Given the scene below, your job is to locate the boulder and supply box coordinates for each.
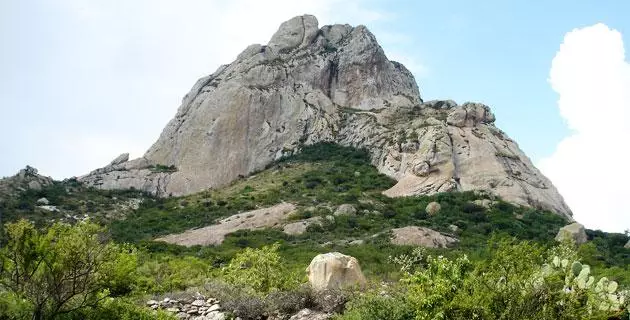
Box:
[555,222,588,245]
[36,197,50,205]
[334,204,357,216]
[283,216,323,235]
[391,226,458,248]
[306,252,366,291]
[109,153,130,166]
[425,202,441,216]
[625,240,630,249]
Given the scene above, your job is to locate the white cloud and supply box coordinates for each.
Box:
[1,0,419,179]
[539,23,630,233]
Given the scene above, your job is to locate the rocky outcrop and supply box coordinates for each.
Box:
[555,222,588,245]
[391,226,458,248]
[78,15,572,219]
[306,252,366,291]
[157,203,296,246]
[0,166,54,203]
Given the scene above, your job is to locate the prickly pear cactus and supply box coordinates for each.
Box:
[542,256,628,313]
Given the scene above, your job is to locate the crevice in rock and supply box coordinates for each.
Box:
[325,57,339,99]
[446,129,461,191]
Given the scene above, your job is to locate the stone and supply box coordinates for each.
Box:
[334,204,357,216]
[109,153,129,166]
[77,15,572,220]
[176,312,188,319]
[555,223,588,245]
[268,15,319,52]
[283,216,323,235]
[205,312,225,320]
[191,299,205,307]
[425,202,441,216]
[36,197,50,205]
[28,180,42,190]
[38,205,59,212]
[206,304,220,312]
[625,240,630,249]
[306,252,366,291]
[448,224,459,233]
[146,300,159,306]
[289,309,331,320]
[349,239,364,245]
[473,199,494,209]
[391,226,458,248]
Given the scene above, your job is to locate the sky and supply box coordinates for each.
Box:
[1,0,628,232]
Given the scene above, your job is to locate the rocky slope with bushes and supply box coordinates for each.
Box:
[1,143,629,319]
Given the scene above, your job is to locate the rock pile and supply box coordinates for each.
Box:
[146,296,225,320]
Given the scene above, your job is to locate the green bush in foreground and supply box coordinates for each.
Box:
[340,239,630,320]
[0,220,137,320]
[222,243,302,294]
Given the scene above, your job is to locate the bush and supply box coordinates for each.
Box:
[339,292,414,320]
[222,243,301,293]
[265,286,314,315]
[71,298,175,320]
[0,220,139,320]
[340,239,630,320]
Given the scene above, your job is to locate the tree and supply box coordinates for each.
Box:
[0,219,136,320]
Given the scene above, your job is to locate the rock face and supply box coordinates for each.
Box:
[391,226,458,248]
[0,166,54,203]
[306,252,366,291]
[555,223,588,245]
[78,15,572,219]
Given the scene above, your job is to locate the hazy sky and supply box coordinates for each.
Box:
[1,0,628,232]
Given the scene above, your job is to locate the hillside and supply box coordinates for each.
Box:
[1,143,629,319]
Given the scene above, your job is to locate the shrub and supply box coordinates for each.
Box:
[0,220,138,320]
[222,243,301,293]
[339,292,414,320]
[72,298,175,320]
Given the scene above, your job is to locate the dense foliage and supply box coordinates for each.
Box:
[340,239,629,320]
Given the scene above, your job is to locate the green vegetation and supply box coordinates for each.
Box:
[148,164,177,173]
[340,239,629,320]
[1,143,629,319]
[0,220,145,319]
